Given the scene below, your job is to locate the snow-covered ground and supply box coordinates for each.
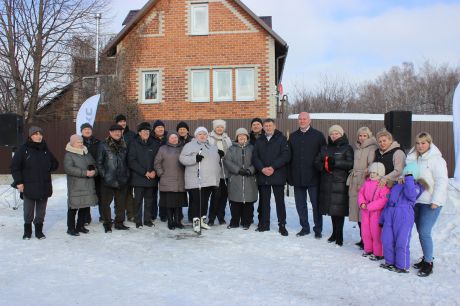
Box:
[1,176,459,306]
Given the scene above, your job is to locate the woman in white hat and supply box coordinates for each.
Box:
[179,127,220,233]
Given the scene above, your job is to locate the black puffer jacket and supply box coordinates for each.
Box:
[10,140,59,200]
[314,135,354,216]
[97,137,130,188]
[128,134,160,187]
[252,129,291,186]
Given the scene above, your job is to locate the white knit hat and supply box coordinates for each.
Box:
[328,124,344,136]
[212,119,226,130]
[368,162,386,178]
[194,126,209,137]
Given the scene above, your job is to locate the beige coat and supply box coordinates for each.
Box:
[348,137,378,222]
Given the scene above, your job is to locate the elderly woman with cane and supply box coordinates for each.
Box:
[180,127,220,233]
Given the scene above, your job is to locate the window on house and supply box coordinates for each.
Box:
[191,70,210,102]
[236,68,255,101]
[191,3,208,35]
[142,71,160,103]
[213,69,232,102]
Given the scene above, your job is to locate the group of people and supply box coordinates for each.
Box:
[10,112,448,277]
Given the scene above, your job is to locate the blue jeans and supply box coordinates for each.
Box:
[294,186,322,234]
[414,203,442,263]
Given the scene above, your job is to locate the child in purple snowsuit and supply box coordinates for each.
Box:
[379,162,425,273]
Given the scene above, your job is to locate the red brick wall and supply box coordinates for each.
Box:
[116,0,274,120]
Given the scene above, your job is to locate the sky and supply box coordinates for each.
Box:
[102,0,460,95]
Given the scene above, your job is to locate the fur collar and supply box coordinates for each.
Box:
[65,143,88,155]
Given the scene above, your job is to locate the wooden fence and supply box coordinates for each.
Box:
[0,118,455,176]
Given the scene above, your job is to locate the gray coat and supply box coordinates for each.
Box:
[154,143,186,192]
[64,143,98,209]
[208,131,232,179]
[179,138,220,189]
[223,142,258,203]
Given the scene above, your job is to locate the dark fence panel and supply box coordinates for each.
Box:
[0,119,455,176]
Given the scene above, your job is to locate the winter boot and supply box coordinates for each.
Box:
[193,218,200,233]
[114,223,130,230]
[67,228,80,236]
[369,254,384,261]
[174,209,184,229]
[103,223,112,233]
[23,223,32,240]
[327,232,336,243]
[200,216,211,230]
[413,257,426,269]
[35,223,46,240]
[167,209,175,230]
[417,261,433,277]
[279,225,288,236]
[335,231,343,246]
[76,218,89,234]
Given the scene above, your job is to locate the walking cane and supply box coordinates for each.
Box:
[197,148,202,235]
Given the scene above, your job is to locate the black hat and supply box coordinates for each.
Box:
[176,121,189,132]
[137,122,151,132]
[114,114,127,123]
[251,118,263,125]
[109,124,123,131]
[80,123,93,131]
[152,120,165,130]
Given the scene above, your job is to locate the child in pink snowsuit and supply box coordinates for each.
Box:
[358,162,390,260]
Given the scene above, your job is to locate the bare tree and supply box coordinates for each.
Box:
[0,0,109,123]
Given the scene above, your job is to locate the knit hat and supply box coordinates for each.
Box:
[235,127,249,140]
[194,126,208,137]
[251,118,263,126]
[403,162,419,179]
[109,124,123,131]
[28,126,43,137]
[137,122,151,132]
[328,125,344,136]
[69,134,83,146]
[212,119,226,130]
[114,114,127,123]
[368,162,386,179]
[80,123,93,132]
[176,121,190,132]
[152,120,165,130]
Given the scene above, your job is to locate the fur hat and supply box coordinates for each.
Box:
[152,120,165,130]
[109,124,123,131]
[235,127,249,140]
[176,121,189,132]
[251,118,263,126]
[114,114,127,123]
[69,134,83,146]
[137,122,151,132]
[368,162,386,178]
[80,123,93,131]
[194,126,208,137]
[403,162,419,179]
[28,126,43,137]
[328,125,344,136]
[212,119,226,130]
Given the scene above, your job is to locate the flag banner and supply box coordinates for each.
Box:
[76,94,100,135]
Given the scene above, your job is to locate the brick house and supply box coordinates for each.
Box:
[103,0,288,120]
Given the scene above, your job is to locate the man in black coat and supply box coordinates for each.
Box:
[128,122,160,228]
[151,119,168,221]
[252,119,291,236]
[288,112,326,238]
[80,123,101,224]
[10,126,59,240]
[115,114,136,222]
[97,124,130,232]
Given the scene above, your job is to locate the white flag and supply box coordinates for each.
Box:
[453,82,460,182]
[76,94,100,135]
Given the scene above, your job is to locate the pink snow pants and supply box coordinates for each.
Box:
[361,209,383,256]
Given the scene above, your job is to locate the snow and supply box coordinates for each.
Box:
[1,176,459,306]
[288,113,453,122]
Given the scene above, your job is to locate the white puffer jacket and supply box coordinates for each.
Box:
[406,143,448,206]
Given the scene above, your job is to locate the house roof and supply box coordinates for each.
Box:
[103,0,288,56]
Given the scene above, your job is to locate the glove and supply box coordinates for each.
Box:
[244,169,252,176]
[238,168,247,176]
[196,154,204,162]
[218,149,225,158]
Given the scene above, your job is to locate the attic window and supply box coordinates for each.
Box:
[191,3,208,35]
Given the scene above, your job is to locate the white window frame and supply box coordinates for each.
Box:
[190,3,209,35]
[191,69,210,102]
[213,69,232,102]
[141,71,160,104]
[236,68,256,101]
